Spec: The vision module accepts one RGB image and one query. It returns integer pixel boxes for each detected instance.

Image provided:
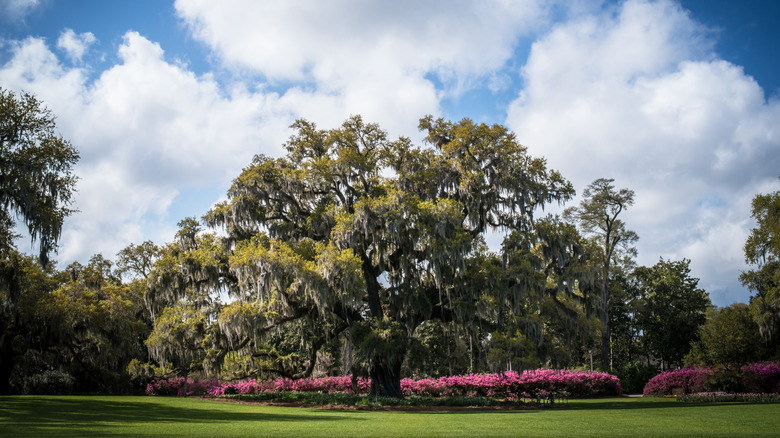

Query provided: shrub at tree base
[146,369,621,399]
[144,377,221,396]
[741,362,780,393]
[643,362,780,396]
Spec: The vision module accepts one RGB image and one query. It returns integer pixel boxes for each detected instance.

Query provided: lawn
[1,396,778,437]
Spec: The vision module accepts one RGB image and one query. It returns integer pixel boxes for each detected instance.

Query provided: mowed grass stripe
[1,396,779,437]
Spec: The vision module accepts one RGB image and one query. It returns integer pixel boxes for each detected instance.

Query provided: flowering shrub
[209,375,371,396]
[400,369,621,398]
[643,362,780,396]
[147,369,621,398]
[642,367,712,396]
[741,362,780,394]
[145,377,220,396]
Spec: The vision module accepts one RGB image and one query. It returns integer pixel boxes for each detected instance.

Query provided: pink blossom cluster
[145,369,621,398]
[642,367,712,395]
[400,369,621,398]
[144,377,220,396]
[643,362,780,396]
[208,375,370,396]
[740,362,780,393]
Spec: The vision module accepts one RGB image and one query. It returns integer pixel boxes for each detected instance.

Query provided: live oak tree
[45,255,149,393]
[146,116,575,397]
[495,215,599,370]
[0,253,149,394]
[0,88,79,266]
[564,178,637,370]
[0,89,79,394]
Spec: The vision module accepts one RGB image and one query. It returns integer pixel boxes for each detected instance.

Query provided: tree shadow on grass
[0,396,353,436]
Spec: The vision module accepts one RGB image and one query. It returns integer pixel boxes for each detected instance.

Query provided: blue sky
[1,0,778,307]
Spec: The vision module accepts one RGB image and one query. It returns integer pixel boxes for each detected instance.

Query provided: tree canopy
[634,258,710,369]
[0,88,79,266]
[687,303,763,368]
[144,115,579,397]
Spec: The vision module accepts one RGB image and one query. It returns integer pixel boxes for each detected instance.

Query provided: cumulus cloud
[506,0,780,304]
[2,0,775,308]
[56,28,97,63]
[0,32,294,263]
[173,0,554,136]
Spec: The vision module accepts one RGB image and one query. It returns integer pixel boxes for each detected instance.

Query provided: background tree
[686,303,763,368]
[0,88,79,265]
[0,89,79,394]
[605,271,658,393]
[404,319,471,378]
[0,253,149,394]
[634,258,710,370]
[608,272,642,367]
[564,178,637,369]
[116,240,162,323]
[740,188,780,342]
[0,252,63,393]
[147,116,575,397]
[498,215,599,370]
[45,255,149,393]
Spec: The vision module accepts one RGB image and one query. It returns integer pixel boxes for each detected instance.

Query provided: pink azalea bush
[210,375,370,396]
[400,369,621,398]
[144,377,220,396]
[147,369,621,398]
[642,367,712,396]
[643,362,780,396]
[740,362,780,394]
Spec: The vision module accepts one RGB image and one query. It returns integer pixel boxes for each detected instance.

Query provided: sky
[1,0,778,307]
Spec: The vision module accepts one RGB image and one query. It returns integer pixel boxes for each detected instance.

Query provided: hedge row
[147,369,622,399]
[643,362,780,396]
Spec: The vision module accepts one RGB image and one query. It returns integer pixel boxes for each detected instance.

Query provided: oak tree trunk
[370,356,403,398]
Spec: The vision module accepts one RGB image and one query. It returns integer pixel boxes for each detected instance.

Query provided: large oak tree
[147,116,576,397]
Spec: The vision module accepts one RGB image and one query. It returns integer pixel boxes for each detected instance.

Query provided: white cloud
[56,28,96,63]
[2,0,775,309]
[173,0,555,136]
[0,32,295,263]
[506,0,780,305]
[1,0,41,22]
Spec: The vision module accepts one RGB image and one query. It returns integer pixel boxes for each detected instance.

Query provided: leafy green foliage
[686,303,764,367]
[0,89,79,393]
[143,115,577,397]
[741,189,780,341]
[634,259,710,369]
[0,253,150,394]
[0,88,79,265]
[564,178,637,369]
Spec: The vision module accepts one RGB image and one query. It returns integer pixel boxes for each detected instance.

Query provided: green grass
[1,396,778,437]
